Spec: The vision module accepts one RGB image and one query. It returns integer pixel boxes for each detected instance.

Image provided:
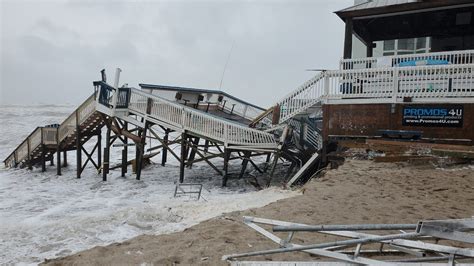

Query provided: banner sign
[402,105,463,127]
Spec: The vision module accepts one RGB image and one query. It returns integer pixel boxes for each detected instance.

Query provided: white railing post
[111,68,122,116]
[392,67,399,103]
[224,123,228,146]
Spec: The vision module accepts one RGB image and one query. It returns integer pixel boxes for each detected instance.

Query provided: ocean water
[0,104,298,264]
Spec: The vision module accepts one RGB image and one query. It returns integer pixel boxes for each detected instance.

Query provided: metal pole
[223,232,421,260]
[273,224,417,232]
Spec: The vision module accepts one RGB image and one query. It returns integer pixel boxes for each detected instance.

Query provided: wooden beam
[148,128,182,162]
[110,124,141,143]
[184,138,223,176]
[343,18,353,59]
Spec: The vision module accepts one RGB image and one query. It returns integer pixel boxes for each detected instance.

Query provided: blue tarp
[398,59,450,67]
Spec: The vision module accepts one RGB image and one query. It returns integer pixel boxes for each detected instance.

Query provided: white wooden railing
[340,50,474,70]
[104,87,277,148]
[218,96,265,121]
[58,94,96,143]
[277,72,326,123]
[277,63,474,124]
[4,94,98,167]
[287,119,322,150]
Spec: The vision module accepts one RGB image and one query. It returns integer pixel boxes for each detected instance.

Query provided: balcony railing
[340,50,474,70]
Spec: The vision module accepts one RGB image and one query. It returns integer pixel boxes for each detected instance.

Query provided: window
[384,40,395,51]
[398,38,415,50]
[416,38,426,50]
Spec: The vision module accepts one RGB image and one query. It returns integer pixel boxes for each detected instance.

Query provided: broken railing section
[223,216,474,264]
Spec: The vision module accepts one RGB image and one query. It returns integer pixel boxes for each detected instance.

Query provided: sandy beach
[44,158,474,265]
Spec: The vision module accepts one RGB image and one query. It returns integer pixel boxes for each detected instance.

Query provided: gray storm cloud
[0,0,352,107]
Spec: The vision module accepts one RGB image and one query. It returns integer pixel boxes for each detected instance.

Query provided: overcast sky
[0,0,352,107]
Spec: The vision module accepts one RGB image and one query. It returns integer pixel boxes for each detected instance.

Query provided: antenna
[218,41,235,91]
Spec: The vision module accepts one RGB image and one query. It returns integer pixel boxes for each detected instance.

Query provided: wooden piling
[41,144,46,172]
[56,130,61,176]
[239,151,251,179]
[136,123,148,180]
[179,132,187,183]
[222,149,231,187]
[103,127,111,181]
[63,150,67,167]
[187,137,200,168]
[97,130,101,168]
[76,124,82,179]
[122,122,127,177]
[162,129,169,166]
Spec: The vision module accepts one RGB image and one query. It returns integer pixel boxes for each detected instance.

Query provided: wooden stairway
[4,94,105,169]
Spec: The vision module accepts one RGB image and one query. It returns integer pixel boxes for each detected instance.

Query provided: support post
[27,138,32,170]
[366,41,373,58]
[76,124,82,179]
[268,152,280,186]
[162,129,169,166]
[179,132,187,183]
[136,123,147,180]
[187,137,200,168]
[204,139,209,153]
[122,122,128,176]
[56,130,61,176]
[263,153,271,173]
[41,144,46,172]
[103,127,111,181]
[222,149,231,187]
[97,130,101,168]
[63,150,67,167]
[343,18,353,59]
[239,151,251,179]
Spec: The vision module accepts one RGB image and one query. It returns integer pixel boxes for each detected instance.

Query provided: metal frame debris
[223,216,474,265]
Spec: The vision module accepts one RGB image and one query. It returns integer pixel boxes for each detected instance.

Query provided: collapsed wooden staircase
[3,73,326,187]
[4,94,106,174]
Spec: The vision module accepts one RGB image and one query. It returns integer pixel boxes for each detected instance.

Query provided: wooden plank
[286,152,320,187]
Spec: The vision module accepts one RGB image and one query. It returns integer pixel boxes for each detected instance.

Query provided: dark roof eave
[335,0,474,21]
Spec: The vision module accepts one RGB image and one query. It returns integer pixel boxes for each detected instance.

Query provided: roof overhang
[335,1,474,44]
